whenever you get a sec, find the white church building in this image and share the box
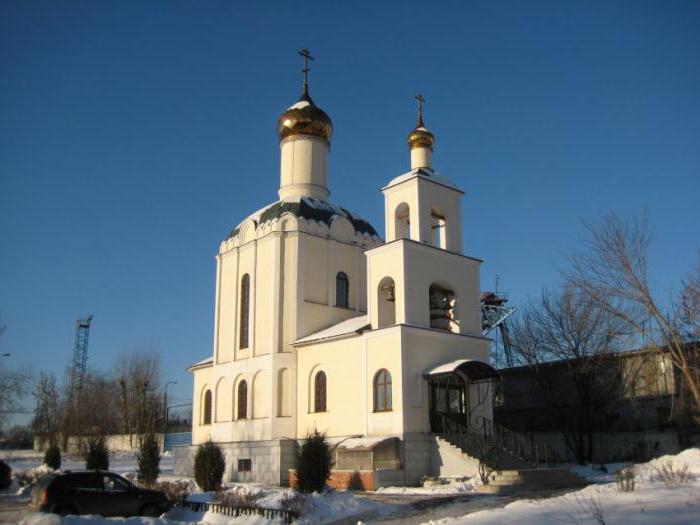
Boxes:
[175,54,500,488]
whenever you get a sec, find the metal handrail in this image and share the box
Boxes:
[434,413,561,468]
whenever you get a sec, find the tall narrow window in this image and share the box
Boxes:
[336,272,349,308]
[314,371,327,412]
[239,274,250,349]
[373,369,392,412]
[237,380,248,419]
[203,390,212,425]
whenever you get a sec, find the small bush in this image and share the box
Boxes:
[137,434,161,487]
[44,443,61,470]
[295,429,331,493]
[85,437,109,471]
[654,461,694,486]
[216,487,263,507]
[155,479,195,502]
[614,464,635,492]
[0,460,11,490]
[194,440,225,492]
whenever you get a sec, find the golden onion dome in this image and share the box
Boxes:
[407,93,434,150]
[407,125,434,150]
[277,91,333,143]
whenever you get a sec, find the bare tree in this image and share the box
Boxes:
[114,348,162,442]
[568,212,700,420]
[31,372,61,447]
[0,323,32,431]
[510,286,626,463]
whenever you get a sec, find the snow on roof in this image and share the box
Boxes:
[188,356,213,369]
[288,100,311,110]
[384,167,460,191]
[334,436,397,451]
[294,315,370,344]
[226,196,380,240]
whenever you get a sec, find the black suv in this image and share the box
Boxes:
[29,471,171,517]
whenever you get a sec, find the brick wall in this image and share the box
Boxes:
[288,469,376,491]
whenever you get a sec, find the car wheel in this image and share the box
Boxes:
[54,506,77,516]
[140,503,160,517]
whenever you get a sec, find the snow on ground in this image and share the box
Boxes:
[425,448,700,525]
[376,477,481,496]
[9,448,700,524]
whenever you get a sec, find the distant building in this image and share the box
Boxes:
[494,344,700,462]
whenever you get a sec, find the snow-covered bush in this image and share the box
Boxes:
[614,464,635,492]
[217,486,263,507]
[194,439,225,491]
[137,433,160,487]
[44,443,61,470]
[85,436,109,470]
[155,479,195,502]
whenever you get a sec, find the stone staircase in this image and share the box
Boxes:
[433,414,589,494]
[477,468,589,495]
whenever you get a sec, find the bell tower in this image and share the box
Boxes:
[382,95,463,253]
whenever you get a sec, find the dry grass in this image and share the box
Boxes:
[653,461,695,486]
[614,464,636,492]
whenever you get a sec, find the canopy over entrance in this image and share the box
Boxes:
[423,359,498,382]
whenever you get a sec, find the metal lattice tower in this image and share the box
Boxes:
[70,315,93,393]
[481,292,516,367]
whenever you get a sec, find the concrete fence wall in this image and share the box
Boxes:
[34,434,164,454]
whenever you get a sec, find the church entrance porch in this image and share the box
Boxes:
[425,359,498,435]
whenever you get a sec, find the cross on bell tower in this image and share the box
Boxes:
[414,93,425,127]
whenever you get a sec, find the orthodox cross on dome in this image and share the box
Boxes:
[299,47,314,97]
[414,93,426,127]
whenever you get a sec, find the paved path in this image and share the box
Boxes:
[0,497,30,524]
[349,493,511,524]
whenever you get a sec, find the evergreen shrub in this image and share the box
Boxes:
[137,434,161,487]
[194,440,225,492]
[295,429,331,493]
[44,443,61,470]
[85,437,109,471]
[0,460,11,490]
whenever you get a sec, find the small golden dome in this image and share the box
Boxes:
[407,126,434,150]
[407,94,434,150]
[277,92,333,143]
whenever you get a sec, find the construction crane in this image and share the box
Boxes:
[481,292,516,367]
[70,315,93,394]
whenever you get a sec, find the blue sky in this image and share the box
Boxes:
[1,1,699,423]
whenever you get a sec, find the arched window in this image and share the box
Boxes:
[373,369,392,412]
[395,203,410,240]
[314,371,327,412]
[378,277,396,328]
[336,272,349,308]
[237,380,248,419]
[239,274,250,349]
[202,390,212,425]
[429,283,455,331]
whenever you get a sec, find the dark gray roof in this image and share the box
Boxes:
[227,197,379,240]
